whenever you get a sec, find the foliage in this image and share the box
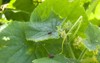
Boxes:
[0,0,100,63]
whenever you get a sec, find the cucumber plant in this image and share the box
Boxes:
[0,0,100,63]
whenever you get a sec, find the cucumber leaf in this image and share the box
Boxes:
[32,54,80,63]
[0,22,36,63]
[84,23,100,51]
[25,11,62,42]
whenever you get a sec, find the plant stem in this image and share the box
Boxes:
[67,16,82,34]
[68,43,76,59]
[60,35,67,54]
[60,16,82,54]
[78,48,87,60]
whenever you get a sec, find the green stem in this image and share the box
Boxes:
[78,48,87,60]
[60,35,67,54]
[67,16,82,34]
[68,43,76,59]
[72,19,82,38]
[69,18,82,42]
[60,16,82,54]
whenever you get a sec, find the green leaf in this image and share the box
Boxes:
[84,23,100,51]
[0,21,66,63]
[25,12,62,42]
[32,54,79,63]
[97,50,100,62]
[0,22,36,63]
[13,0,36,13]
[4,9,30,21]
[30,0,89,36]
[30,0,88,23]
[41,39,62,54]
[33,58,60,63]
[95,2,100,20]
[6,0,16,9]
[25,21,60,42]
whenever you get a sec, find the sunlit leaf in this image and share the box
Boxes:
[13,0,36,13]
[95,2,100,20]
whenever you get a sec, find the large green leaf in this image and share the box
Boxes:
[13,0,36,13]
[30,0,88,22]
[0,21,64,63]
[0,22,37,63]
[84,23,100,51]
[32,54,79,63]
[25,12,62,42]
[30,0,89,37]
[25,21,60,42]
[27,36,63,58]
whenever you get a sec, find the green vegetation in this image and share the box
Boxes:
[0,0,100,63]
